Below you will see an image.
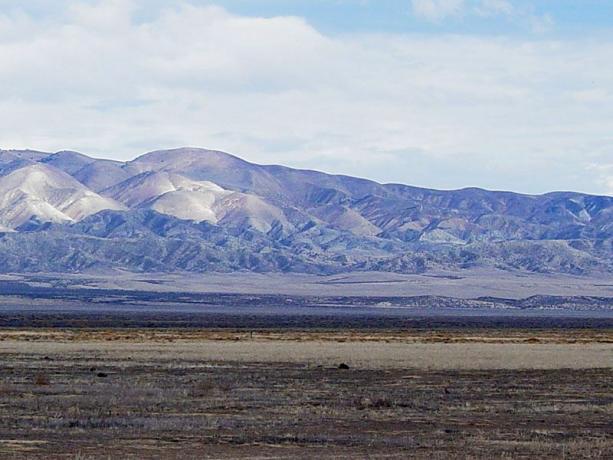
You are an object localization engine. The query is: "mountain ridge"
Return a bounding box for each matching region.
[0,147,611,275]
[4,146,610,197]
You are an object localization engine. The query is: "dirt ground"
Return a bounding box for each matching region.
[0,329,611,459]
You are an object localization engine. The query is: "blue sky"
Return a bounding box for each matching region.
[9,0,612,36]
[211,0,613,36]
[0,1,612,194]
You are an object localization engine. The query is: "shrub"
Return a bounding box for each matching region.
[34,373,50,385]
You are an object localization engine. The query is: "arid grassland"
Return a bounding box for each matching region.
[0,329,611,459]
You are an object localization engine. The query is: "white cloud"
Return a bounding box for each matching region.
[412,0,555,34]
[411,0,465,22]
[475,0,514,17]
[529,13,554,34]
[0,1,611,194]
[588,164,613,195]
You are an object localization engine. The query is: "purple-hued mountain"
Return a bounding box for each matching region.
[0,147,611,275]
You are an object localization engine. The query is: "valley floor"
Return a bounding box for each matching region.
[0,329,611,459]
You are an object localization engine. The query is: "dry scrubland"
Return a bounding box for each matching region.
[0,329,611,459]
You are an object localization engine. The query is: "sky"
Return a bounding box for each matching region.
[0,1,612,195]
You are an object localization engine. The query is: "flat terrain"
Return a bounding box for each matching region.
[2,269,613,298]
[0,329,611,459]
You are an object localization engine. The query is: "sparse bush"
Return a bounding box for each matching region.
[34,373,50,385]
[354,396,395,410]
[191,379,215,397]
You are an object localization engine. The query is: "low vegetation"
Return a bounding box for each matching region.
[0,329,611,458]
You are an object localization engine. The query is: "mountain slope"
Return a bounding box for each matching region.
[126,148,613,245]
[103,171,291,232]
[0,163,125,229]
[40,150,95,175]
[0,146,610,275]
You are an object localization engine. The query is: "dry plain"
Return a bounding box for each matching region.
[0,328,611,459]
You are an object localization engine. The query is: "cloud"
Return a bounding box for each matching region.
[588,164,613,195]
[411,0,465,22]
[528,13,554,34]
[475,0,514,17]
[412,0,555,33]
[0,1,611,195]
[604,177,613,195]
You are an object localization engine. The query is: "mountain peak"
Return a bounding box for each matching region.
[0,149,50,164]
[133,147,249,168]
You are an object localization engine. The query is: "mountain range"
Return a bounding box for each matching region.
[0,147,611,275]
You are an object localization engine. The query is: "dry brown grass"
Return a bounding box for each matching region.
[0,329,611,458]
[0,328,611,344]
